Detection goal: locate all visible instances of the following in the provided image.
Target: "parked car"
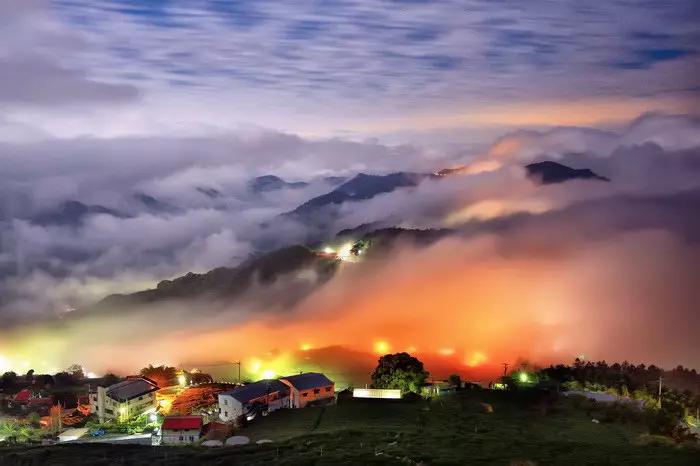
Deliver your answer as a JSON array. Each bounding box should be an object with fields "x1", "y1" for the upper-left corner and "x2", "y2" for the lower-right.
[{"x1": 89, "y1": 428, "x2": 105, "y2": 437}]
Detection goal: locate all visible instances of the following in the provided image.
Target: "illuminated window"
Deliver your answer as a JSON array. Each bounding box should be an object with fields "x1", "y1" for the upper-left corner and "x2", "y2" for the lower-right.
[{"x1": 325, "y1": 387, "x2": 332, "y2": 392}]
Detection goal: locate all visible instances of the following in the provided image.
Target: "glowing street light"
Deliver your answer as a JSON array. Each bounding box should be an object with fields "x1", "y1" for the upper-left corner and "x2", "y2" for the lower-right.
[
  {"x1": 323, "y1": 247, "x2": 334, "y2": 254},
  {"x1": 261, "y1": 369, "x2": 275, "y2": 379},
  {"x1": 178, "y1": 375, "x2": 187, "y2": 387},
  {"x1": 519, "y1": 372, "x2": 529, "y2": 383}
]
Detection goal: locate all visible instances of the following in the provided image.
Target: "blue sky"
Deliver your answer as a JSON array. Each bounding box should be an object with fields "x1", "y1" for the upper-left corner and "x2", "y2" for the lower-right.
[{"x1": 0, "y1": 0, "x2": 698, "y2": 139}]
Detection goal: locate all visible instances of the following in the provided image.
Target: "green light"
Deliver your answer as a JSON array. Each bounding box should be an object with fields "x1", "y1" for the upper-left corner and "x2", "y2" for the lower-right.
[{"x1": 519, "y1": 372, "x2": 529, "y2": 383}]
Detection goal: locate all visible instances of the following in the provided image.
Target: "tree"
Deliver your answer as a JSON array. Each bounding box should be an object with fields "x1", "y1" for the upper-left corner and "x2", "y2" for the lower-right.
[
  {"x1": 102, "y1": 373, "x2": 120, "y2": 386},
  {"x1": 371, "y1": 352, "x2": 429, "y2": 394},
  {"x1": 448, "y1": 374, "x2": 462, "y2": 389},
  {"x1": 66, "y1": 364, "x2": 85, "y2": 379},
  {"x1": 139, "y1": 365, "x2": 178, "y2": 388},
  {"x1": 1, "y1": 371, "x2": 18, "y2": 390},
  {"x1": 25, "y1": 369, "x2": 35, "y2": 384},
  {"x1": 35, "y1": 374, "x2": 54, "y2": 388}
]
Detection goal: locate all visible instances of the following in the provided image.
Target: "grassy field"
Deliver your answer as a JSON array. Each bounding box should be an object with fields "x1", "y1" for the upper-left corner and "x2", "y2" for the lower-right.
[{"x1": 1, "y1": 389, "x2": 699, "y2": 465}]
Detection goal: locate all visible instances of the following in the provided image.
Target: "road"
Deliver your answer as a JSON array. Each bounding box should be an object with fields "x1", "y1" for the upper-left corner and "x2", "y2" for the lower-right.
[{"x1": 66, "y1": 433, "x2": 153, "y2": 445}]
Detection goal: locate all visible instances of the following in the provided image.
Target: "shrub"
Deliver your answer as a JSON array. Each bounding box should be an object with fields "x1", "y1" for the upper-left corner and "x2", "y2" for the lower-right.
[{"x1": 634, "y1": 433, "x2": 675, "y2": 447}]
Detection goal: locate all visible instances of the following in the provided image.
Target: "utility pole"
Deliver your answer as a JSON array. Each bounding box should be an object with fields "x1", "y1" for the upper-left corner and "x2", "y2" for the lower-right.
[
  {"x1": 234, "y1": 361, "x2": 241, "y2": 385},
  {"x1": 658, "y1": 375, "x2": 663, "y2": 408},
  {"x1": 502, "y1": 363, "x2": 509, "y2": 377}
]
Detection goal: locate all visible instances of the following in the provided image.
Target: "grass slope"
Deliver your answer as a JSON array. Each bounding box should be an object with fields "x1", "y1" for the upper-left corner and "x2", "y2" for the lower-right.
[{"x1": 2, "y1": 390, "x2": 698, "y2": 465}]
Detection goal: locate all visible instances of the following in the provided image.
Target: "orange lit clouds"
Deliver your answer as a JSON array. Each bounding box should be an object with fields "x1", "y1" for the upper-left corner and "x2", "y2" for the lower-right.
[{"x1": 1, "y1": 229, "x2": 696, "y2": 384}]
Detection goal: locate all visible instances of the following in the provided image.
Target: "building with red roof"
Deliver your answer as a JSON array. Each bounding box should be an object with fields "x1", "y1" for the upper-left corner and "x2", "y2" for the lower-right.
[
  {"x1": 160, "y1": 416, "x2": 203, "y2": 445},
  {"x1": 13, "y1": 389, "x2": 32, "y2": 403}
]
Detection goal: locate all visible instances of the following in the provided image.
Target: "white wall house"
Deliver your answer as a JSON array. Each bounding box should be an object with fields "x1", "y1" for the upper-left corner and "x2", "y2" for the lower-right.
[
  {"x1": 218, "y1": 380, "x2": 289, "y2": 423},
  {"x1": 160, "y1": 416, "x2": 203, "y2": 444},
  {"x1": 89, "y1": 376, "x2": 160, "y2": 423}
]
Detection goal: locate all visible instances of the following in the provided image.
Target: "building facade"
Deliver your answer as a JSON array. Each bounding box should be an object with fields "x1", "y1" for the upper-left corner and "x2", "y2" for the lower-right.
[
  {"x1": 161, "y1": 416, "x2": 203, "y2": 444},
  {"x1": 218, "y1": 380, "x2": 289, "y2": 423},
  {"x1": 280, "y1": 373, "x2": 335, "y2": 408},
  {"x1": 89, "y1": 376, "x2": 160, "y2": 422}
]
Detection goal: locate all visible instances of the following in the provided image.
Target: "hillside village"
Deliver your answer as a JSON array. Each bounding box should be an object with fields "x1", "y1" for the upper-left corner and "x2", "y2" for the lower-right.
[
  {"x1": 2, "y1": 357, "x2": 700, "y2": 465},
  {"x1": 0, "y1": 366, "x2": 341, "y2": 446}
]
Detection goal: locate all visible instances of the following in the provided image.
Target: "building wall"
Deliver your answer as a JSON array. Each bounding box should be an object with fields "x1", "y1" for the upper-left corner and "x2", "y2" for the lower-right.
[
  {"x1": 91, "y1": 389, "x2": 157, "y2": 422},
  {"x1": 218, "y1": 394, "x2": 244, "y2": 422},
  {"x1": 162, "y1": 428, "x2": 201, "y2": 444},
  {"x1": 288, "y1": 384, "x2": 335, "y2": 408},
  {"x1": 218, "y1": 392, "x2": 289, "y2": 423}
]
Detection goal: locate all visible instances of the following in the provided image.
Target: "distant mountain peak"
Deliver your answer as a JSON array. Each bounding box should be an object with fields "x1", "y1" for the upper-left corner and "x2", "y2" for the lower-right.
[
  {"x1": 196, "y1": 187, "x2": 223, "y2": 199},
  {"x1": 31, "y1": 200, "x2": 130, "y2": 226},
  {"x1": 249, "y1": 175, "x2": 308, "y2": 194},
  {"x1": 525, "y1": 161, "x2": 610, "y2": 185}
]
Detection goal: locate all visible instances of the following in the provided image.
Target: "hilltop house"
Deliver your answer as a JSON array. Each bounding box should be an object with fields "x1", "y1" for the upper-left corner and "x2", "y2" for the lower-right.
[
  {"x1": 218, "y1": 380, "x2": 289, "y2": 423},
  {"x1": 90, "y1": 376, "x2": 160, "y2": 422},
  {"x1": 160, "y1": 415, "x2": 203, "y2": 444},
  {"x1": 279, "y1": 373, "x2": 335, "y2": 408}
]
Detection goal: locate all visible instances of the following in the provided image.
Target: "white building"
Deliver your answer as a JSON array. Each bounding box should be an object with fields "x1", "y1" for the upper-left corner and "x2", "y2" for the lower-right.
[
  {"x1": 218, "y1": 380, "x2": 289, "y2": 423},
  {"x1": 89, "y1": 376, "x2": 160, "y2": 423},
  {"x1": 160, "y1": 416, "x2": 203, "y2": 444}
]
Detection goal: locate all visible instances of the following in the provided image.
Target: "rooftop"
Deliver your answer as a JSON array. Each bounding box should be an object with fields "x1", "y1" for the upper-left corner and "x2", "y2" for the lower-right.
[
  {"x1": 280, "y1": 372, "x2": 334, "y2": 391},
  {"x1": 106, "y1": 377, "x2": 159, "y2": 402},
  {"x1": 13, "y1": 389, "x2": 32, "y2": 403},
  {"x1": 162, "y1": 416, "x2": 203, "y2": 431},
  {"x1": 220, "y1": 380, "x2": 288, "y2": 404}
]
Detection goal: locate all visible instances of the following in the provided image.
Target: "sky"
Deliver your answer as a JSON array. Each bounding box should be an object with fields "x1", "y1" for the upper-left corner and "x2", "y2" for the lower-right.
[
  {"x1": 0, "y1": 1, "x2": 699, "y2": 379},
  {"x1": 1, "y1": 0, "x2": 698, "y2": 141}
]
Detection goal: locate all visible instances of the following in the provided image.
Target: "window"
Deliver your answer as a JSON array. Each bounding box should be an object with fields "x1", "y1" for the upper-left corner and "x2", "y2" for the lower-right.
[
  {"x1": 224, "y1": 399, "x2": 228, "y2": 405},
  {"x1": 190, "y1": 436, "x2": 195, "y2": 441},
  {"x1": 325, "y1": 387, "x2": 332, "y2": 392},
  {"x1": 179, "y1": 436, "x2": 183, "y2": 441},
  {"x1": 313, "y1": 389, "x2": 320, "y2": 395},
  {"x1": 301, "y1": 392, "x2": 308, "y2": 397},
  {"x1": 225, "y1": 411, "x2": 229, "y2": 417},
  {"x1": 105, "y1": 408, "x2": 113, "y2": 415}
]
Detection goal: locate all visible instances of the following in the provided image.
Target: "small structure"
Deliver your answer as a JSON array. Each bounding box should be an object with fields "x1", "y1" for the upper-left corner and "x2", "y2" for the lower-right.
[
  {"x1": 280, "y1": 373, "x2": 335, "y2": 408},
  {"x1": 218, "y1": 380, "x2": 289, "y2": 423},
  {"x1": 225, "y1": 435, "x2": 250, "y2": 446},
  {"x1": 202, "y1": 439, "x2": 223, "y2": 447},
  {"x1": 160, "y1": 415, "x2": 203, "y2": 444},
  {"x1": 353, "y1": 388, "x2": 402, "y2": 399},
  {"x1": 58, "y1": 427, "x2": 90, "y2": 442},
  {"x1": 421, "y1": 380, "x2": 456, "y2": 397},
  {"x1": 90, "y1": 376, "x2": 160, "y2": 422}
]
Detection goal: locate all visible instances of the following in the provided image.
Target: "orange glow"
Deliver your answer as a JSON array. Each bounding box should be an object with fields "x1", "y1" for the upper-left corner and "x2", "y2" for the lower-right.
[
  {"x1": 0, "y1": 230, "x2": 690, "y2": 385},
  {"x1": 468, "y1": 352, "x2": 487, "y2": 367},
  {"x1": 374, "y1": 341, "x2": 390, "y2": 354},
  {"x1": 300, "y1": 344, "x2": 313, "y2": 351},
  {"x1": 439, "y1": 348, "x2": 455, "y2": 356}
]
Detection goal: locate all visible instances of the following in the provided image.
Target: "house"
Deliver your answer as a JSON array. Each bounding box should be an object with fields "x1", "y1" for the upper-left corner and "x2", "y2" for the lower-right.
[
  {"x1": 218, "y1": 380, "x2": 289, "y2": 423},
  {"x1": 89, "y1": 376, "x2": 160, "y2": 422},
  {"x1": 280, "y1": 373, "x2": 335, "y2": 408},
  {"x1": 160, "y1": 415, "x2": 203, "y2": 444}
]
